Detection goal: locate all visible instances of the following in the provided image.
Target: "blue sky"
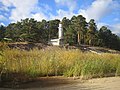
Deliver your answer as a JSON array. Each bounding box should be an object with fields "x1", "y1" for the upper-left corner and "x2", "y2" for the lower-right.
[{"x1": 0, "y1": 0, "x2": 120, "y2": 35}]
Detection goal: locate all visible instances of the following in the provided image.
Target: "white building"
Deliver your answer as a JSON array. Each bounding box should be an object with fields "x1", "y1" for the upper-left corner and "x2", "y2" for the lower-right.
[{"x1": 49, "y1": 22, "x2": 64, "y2": 46}]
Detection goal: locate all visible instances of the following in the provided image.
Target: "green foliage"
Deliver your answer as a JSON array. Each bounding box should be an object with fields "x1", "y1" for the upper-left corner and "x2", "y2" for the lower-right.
[
  {"x1": 47, "y1": 19, "x2": 60, "y2": 39},
  {"x1": 85, "y1": 19, "x2": 98, "y2": 45},
  {"x1": 0, "y1": 25, "x2": 6, "y2": 41},
  {"x1": 98, "y1": 26, "x2": 120, "y2": 50}
]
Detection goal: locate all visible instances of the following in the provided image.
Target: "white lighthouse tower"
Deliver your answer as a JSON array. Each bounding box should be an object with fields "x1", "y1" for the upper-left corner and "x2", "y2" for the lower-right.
[
  {"x1": 58, "y1": 22, "x2": 63, "y2": 39},
  {"x1": 50, "y1": 22, "x2": 64, "y2": 46}
]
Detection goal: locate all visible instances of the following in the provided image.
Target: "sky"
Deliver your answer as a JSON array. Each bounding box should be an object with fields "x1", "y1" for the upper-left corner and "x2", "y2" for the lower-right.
[{"x1": 0, "y1": 0, "x2": 120, "y2": 35}]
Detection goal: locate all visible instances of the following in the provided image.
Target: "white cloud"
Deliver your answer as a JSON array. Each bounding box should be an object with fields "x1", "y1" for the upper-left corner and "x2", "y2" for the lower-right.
[
  {"x1": 111, "y1": 23, "x2": 120, "y2": 35},
  {"x1": 55, "y1": 0, "x2": 77, "y2": 11},
  {"x1": 97, "y1": 22, "x2": 109, "y2": 29},
  {"x1": 114, "y1": 18, "x2": 119, "y2": 22},
  {"x1": 0, "y1": 6, "x2": 9, "y2": 11},
  {"x1": 97, "y1": 22, "x2": 120, "y2": 36},
  {"x1": 0, "y1": 15, "x2": 7, "y2": 21},
  {"x1": 79, "y1": 0, "x2": 115, "y2": 22},
  {"x1": 41, "y1": 4, "x2": 52, "y2": 12},
  {"x1": 0, "y1": 22, "x2": 5, "y2": 26},
  {"x1": 51, "y1": 0, "x2": 77, "y2": 21},
  {"x1": 31, "y1": 13, "x2": 48, "y2": 21},
  {"x1": 9, "y1": 0, "x2": 38, "y2": 22},
  {"x1": 53, "y1": 0, "x2": 119, "y2": 23},
  {"x1": 50, "y1": 9, "x2": 75, "y2": 20},
  {"x1": 0, "y1": 0, "x2": 12, "y2": 7},
  {"x1": 0, "y1": 0, "x2": 48, "y2": 22}
]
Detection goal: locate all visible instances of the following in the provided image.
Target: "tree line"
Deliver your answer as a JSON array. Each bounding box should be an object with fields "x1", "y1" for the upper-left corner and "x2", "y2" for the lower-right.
[{"x1": 0, "y1": 15, "x2": 120, "y2": 50}]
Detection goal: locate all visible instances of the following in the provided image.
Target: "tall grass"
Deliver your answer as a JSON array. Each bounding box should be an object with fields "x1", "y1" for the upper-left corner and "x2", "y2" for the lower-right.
[{"x1": 0, "y1": 47, "x2": 120, "y2": 82}]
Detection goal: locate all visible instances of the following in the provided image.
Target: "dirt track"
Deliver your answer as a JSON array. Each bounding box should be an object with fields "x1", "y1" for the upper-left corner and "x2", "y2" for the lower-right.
[{"x1": 0, "y1": 77, "x2": 120, "y2": 90}]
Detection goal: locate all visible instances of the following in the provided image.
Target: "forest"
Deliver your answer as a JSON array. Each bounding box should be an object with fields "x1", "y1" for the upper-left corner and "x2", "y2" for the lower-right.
[{"x1": 0, "y1": 15, "x2": 120, "y2": 50}]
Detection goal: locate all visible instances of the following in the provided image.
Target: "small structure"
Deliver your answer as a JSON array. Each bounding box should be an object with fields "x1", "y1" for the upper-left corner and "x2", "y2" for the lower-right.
[{"x1": 49, "y1": 22, "x2": 64, "y2": 46}]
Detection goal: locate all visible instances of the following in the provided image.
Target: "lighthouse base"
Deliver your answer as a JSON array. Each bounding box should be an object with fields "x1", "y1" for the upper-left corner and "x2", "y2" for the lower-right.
[{"x1": 49, "y1": 38, "x2": 64, "y2": 46}]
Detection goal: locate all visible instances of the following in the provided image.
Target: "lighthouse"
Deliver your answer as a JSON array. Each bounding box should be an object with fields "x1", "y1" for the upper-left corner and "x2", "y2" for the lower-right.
[
  {"x1": 58, "y1": 22, "x2": 63, "y2": 39},
  {"x1": 49, "y1": 22, "x2": 64, "y2": 46}
]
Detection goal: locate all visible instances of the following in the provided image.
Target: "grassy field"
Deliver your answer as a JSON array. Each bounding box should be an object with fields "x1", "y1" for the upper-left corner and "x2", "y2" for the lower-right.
[{"x1": 0, "y1": 45, "x2": 120, "y2": 84}]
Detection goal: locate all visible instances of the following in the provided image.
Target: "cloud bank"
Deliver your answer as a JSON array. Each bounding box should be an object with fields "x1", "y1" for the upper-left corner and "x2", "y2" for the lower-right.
[
  {"x1": 79, "y1": 0, "x2": 116, "y2": 21},
  {"x1": 0, "y1": 0, "x2": 48, "y2": 22}
]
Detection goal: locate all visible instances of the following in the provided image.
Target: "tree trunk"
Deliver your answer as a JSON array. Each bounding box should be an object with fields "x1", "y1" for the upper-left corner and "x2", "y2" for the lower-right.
[{"x1": 78, "y1": 32, "x2": 80, "y2": 45}]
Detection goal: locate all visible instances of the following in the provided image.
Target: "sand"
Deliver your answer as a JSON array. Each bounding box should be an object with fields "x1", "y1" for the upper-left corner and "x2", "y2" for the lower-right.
[{"x1": 0, "y1": 76, "x2": 120, "y2": 90}]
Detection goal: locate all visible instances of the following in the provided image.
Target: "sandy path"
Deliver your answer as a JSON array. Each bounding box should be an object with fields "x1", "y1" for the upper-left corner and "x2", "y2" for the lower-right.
[{"x1": 0, "y1": 77, "x2": 120, "y2": 90}]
